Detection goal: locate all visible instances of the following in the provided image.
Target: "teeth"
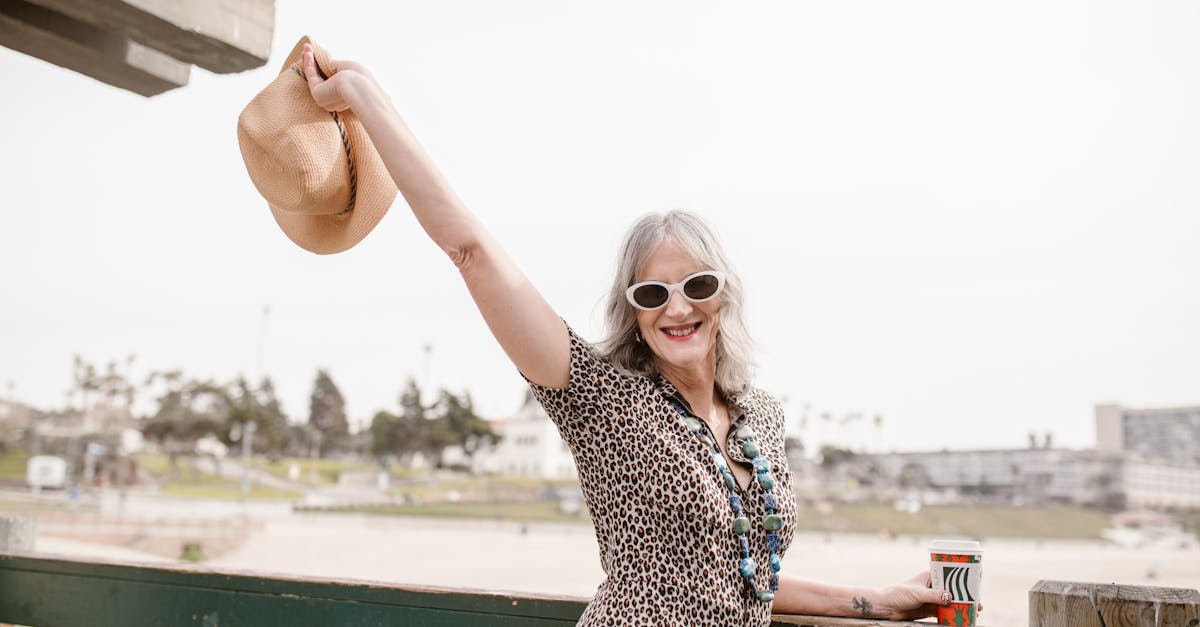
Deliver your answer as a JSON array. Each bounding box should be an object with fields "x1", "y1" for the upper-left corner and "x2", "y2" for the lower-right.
[{"x1": 664, "y1": 324, "x2": 699, "y2": 337}]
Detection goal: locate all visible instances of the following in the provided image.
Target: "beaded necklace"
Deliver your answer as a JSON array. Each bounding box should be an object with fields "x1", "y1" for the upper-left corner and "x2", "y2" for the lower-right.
[{"x1": 670, "y1": 399, "x2": 782, "y2": 603}]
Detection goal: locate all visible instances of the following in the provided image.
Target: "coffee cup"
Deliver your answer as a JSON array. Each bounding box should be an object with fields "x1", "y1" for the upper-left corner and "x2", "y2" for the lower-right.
[{"x1": 929, "y1": 539, "x2": 982, "y2": 626}]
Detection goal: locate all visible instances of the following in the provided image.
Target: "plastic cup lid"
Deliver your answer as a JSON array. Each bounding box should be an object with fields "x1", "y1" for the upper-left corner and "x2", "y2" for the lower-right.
[{"x1": 929, "y1": 539, "x2": 982, "y2": 554}]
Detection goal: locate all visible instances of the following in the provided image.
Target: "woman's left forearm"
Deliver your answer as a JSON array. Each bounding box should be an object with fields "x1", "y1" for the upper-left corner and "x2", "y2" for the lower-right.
[{"x1": 772, "y1": 574, "x2": 889, "y2": 619}]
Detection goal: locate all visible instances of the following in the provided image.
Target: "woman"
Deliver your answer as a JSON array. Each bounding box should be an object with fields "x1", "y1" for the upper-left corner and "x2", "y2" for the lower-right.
[{"x1": 299, "y1": 44, "x2": 958, "y2": 625}]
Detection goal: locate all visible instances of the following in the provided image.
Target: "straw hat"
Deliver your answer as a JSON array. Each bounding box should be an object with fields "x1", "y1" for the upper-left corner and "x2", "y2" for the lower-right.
[{"x1": 237, "y1": 36, "x2": 396, "y2": 254}]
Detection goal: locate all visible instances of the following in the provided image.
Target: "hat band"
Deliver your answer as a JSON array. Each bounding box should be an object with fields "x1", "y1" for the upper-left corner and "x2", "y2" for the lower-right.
[{"x1": 290, "y1": 64, "x2": 357, "y2": 217}]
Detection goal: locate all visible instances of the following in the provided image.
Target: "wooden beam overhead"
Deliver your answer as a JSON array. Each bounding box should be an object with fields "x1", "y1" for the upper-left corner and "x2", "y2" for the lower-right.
[
  {"x1": 0, "y1": 0, "x2": 189, "y2": 97},
  {"x1": 25, "y1": 0, "x2": 273, "y2": 74}
]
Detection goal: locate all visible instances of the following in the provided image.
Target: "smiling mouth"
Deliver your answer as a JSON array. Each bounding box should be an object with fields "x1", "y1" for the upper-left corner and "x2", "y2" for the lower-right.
[{"x1": 661, "y1": 322, "x2": 701, "y2": 339}]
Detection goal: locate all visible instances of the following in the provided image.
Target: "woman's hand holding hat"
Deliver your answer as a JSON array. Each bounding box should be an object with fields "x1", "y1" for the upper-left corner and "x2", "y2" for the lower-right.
[{"x1": 300, "y1": 43, "x2": 387, "y2": 116}]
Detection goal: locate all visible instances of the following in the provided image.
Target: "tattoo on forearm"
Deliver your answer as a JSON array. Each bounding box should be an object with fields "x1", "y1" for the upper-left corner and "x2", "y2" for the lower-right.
[{"x1": 851, "y1": 596, "x2": 874, "y2": 617}]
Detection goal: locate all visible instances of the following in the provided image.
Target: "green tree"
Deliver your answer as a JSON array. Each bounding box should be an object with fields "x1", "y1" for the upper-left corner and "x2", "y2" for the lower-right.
[
  {"x1": 432, "y1": 389, "x2": 497, "y2": 471},
  {"x1": 819, "y1": 445, "x2": 858, "y2": 472},
  {"x1": 142, "y1": 371, "x2": 230, "y2": 473},
  {"x1": 226, "y1": 376, "x2": 289, "y2": 457},
  {"x1": 308, "y1": 369, "x2": 348, "y2": 458},
  {"x1": 398, "y1": 378, "x2": 450, "y2": 465},
  {"x1": 368, "y1": 409, "x2": 402, "y2": 460}
]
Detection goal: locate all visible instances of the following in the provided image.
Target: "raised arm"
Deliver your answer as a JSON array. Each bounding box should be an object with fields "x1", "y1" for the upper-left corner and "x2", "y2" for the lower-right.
[{"x1": 300, "y1": 44, "x2": 568, "y2": 388}]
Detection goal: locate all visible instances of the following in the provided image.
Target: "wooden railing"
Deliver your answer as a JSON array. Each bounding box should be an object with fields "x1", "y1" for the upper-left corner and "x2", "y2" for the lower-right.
[
  {"x1": 0, "y1": 551, "x2": 931, "y2": 627},
  {"x1": 1, "y1": 551, "x2": 1197, "y2": 626}
]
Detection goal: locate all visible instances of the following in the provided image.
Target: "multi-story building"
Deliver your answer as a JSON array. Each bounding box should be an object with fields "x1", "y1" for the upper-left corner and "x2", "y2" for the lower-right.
[
  {"x1": 1096, "y1": 403, "x2": 1200, "y2": 466},
  {"x1": 855, "y1": 446, "x2": 1200, "y2": 510},
  {"x1": 472, "y1": 393, "x2": 578, "y2": 480}
]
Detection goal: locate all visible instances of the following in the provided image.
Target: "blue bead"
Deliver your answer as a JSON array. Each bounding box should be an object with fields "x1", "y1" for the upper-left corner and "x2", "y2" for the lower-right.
[
  {"x1": 738, "y1": 536, "x2": 751, "y2": 555},
  {"x1": 739, "y1": 557, "x2": 756, "y2": 578},
  {"x1": 699, "y1": 433, "x2": 716, "y2": 447},
  {"x1": 733, "y1": 516, "x2": 751, "y2": 534},
  {"x1": 736, "y1": 425, "x2": 755, "y2": 440},
  {"x1": 729, "y1": 494, "x2": 743, "y2": 511},
  {"x1": 762, "y1": 514, "x2": 783, "y2": 531},
  {"x1": 711, "y1": 451, "x2": 728, "y2": 469},
  {"x1": 769, "y1": 573, "x2": 779, "y2": 590},
  {"x1": 758, "y1": 473, "x2": 775, "y2": 490},
  {"x1": 683, "y1": 417, "x2": 703, "y2": 434},
  {"x1": 723, "y1": 470, "x2": 738, "y2": 490},
  {"x1": 742, "y1": 441, "x2": 760, "y2": 458},
  {"x1": 753, "y1": 457, "x2": 771, "y2": 474},
  {"x1": 769, "y1": 553, "x2": 782, "y2": 572},
  {"x1": 763, "y1": 493, "x2": 778, "y2": 511},
  {"x1": 766, "y1": 532, "x2": 780, "y2": 552},
  {"x1": 756, "y1": 591, "x2": 775, "y2": 602}
]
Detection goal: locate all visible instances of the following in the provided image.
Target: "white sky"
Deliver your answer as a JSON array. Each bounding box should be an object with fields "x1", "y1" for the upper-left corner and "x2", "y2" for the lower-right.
[{"x1": 1, "y1": 1, "x2": 1197, "y2": 454}]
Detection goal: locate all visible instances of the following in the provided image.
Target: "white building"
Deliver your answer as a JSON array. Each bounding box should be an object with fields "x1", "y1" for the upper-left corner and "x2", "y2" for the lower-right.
[
  {"x1": 1096, "y1": 403, "x2": 1200, "y2": 466},
  {"x1": 473, "y1": 393, "x2": 577, "y2": 480},
  {"x1": 860, "y1": 447, "x2": 1200, "y2": 510},
  {"x1": 1122, "y1": 459, "x2": 1200, "y2": 510}
]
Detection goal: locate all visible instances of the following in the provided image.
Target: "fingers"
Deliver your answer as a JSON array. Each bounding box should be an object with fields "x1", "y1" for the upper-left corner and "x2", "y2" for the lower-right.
[{"x1": 301, "y1": 44, "x2": 323, "y2": 89}]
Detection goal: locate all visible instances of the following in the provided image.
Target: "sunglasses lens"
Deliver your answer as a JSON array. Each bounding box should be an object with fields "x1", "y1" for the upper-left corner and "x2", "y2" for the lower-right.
[
  {"x1": 632, "y1": 284, "x2": 669, "y2": 309},
  {"x1": 683, "y1": 273, "x2": 721, "y2": 300}
]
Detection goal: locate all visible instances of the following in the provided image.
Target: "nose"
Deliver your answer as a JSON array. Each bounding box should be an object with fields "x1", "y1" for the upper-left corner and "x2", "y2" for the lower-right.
[{"x1": 663, "y1": 287, "x2": 692, "y2": 318}]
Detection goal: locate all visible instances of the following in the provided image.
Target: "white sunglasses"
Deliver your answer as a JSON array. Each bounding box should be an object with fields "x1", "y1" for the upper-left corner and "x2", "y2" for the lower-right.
[{"x1": 625, "y1": 270, "x2": 726, "y2": 311}]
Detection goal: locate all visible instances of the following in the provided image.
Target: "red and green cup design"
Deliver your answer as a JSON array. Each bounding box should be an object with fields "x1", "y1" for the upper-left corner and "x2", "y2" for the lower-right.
[{"x1": 929, "y1": 540, "x2": 982, "y2": 626}]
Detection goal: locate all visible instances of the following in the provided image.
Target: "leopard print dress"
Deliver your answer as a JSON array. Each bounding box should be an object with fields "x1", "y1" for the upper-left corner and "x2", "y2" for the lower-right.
[{"x1": 526, "y1": 324, "x2": 797, "y2": 626}]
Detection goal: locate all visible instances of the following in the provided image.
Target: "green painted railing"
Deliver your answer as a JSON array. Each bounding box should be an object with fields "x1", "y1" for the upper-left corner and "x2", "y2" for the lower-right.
[{"x1": 0, "y1": 551, "x2": 930, "y2": 627}]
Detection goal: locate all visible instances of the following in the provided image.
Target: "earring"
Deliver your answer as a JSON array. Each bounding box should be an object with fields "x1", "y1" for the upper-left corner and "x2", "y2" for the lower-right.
[{"x1": 635, "y1": 330, "x2": 643, "y2": 343}]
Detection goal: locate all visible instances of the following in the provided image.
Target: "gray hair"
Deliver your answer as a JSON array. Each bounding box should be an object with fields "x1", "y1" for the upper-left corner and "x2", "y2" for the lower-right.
[{"x1": 597, "y1": 210, "x2": 756, "y2": 397}]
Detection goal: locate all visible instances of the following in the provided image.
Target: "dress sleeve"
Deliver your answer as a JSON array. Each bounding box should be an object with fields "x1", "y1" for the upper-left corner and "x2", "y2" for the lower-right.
[{"x1": 521, "y1": 321, "x2": 635, "y2": 449}]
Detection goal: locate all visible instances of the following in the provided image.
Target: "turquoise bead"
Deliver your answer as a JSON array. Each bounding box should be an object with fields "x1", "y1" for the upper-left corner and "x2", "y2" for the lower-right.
[
  {"x1": 758, "y1": 473, "x2": 775, "y2": 490},
  {"x1": 733, "y1": 516, "x2": 750, "y2": 534},
  {"x1": 711, "y1": 452, "x2": 728, "y2": 469},
  {"x1": 739, "y1": 557, "x2": 756, "y2": 578},
  {"x1": 683, "y1": 417, "x2": 703, "y2": 434},
  {"x1": 762, "y1": 514, "x2": 783, "y2": 531},
  {"x1": 756, "y1": 591, "x2": 775, "y2": 602},
  {"x1": 742, "y1": 441, "x2": 760, "y2": 458},
  {"x1": 753, "y1": 457, "x2": 771, "y2": 474},
  {"x1": 769, "y1": 553, "x2": 782, "y2": 572},
  {"x1": 699, "y1": 433, "x2": 716, "y2": 447},
  {"x1": 723, "y1": 470, "x2": 738, "y2": 490},
  {"x1": 736, "y1": 424, "x2": 755, "y2": 440}
]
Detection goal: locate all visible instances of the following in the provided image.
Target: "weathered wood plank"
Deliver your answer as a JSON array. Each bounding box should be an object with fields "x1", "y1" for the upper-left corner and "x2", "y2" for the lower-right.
[
  {"x1": 0, "y1": 0, "x2": 188, "y2": 96},
  {"x1": 1030, "y1": 580, "x2": 1200, "y2": 627},
  {"x1": 24, "y1": 0, "x2": 273, "y2": 73}
]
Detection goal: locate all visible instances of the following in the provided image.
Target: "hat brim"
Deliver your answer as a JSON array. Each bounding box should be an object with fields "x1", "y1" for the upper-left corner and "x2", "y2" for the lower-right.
[{"x1": 266, "y1": 37, "x2": 396, "y2": 255}]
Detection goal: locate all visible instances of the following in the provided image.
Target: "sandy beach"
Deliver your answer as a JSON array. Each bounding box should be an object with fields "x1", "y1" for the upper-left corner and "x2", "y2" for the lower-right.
[{"x1": 39, "y1": 513, "x2": 1198, "y2": 626}]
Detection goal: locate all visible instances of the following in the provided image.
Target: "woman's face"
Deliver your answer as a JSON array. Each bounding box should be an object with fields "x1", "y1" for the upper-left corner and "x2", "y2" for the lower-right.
[{"x1": 635, "y1": 238, "x2": 721, "y2": 377}]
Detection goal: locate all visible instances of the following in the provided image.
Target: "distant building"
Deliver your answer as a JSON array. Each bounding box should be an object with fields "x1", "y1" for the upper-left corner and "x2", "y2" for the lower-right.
[
  {"x1": 856, "y1": 447, "x2": 1200, "y2": 510},
  {"x1": 474, "y1": 393, "x2": 577, "y2": 480},
  {"x1": 1096, "y1": 403, "x2": 1200, "y2": 465}
]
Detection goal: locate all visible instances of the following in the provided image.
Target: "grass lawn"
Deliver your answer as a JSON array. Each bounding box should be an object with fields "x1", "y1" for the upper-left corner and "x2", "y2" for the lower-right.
[
  {"x1": 134, "y1": 452, "x2": 302, "y2": 500},
  {"x1": 0, "y1": 449, "x2": 31, "y2": 481},
  {"x1": 314, "y1": 500, "x2": 590, "y2": 523},
  {"x1": 387, "y1": 475, "x2": 581, "y2": 503},
  {"x1": 257, "y1": 457, "x2": 380, "y2": 485},
  {"x1": 793, "y1": 503, "x2": 1113, "y2": 539}
]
